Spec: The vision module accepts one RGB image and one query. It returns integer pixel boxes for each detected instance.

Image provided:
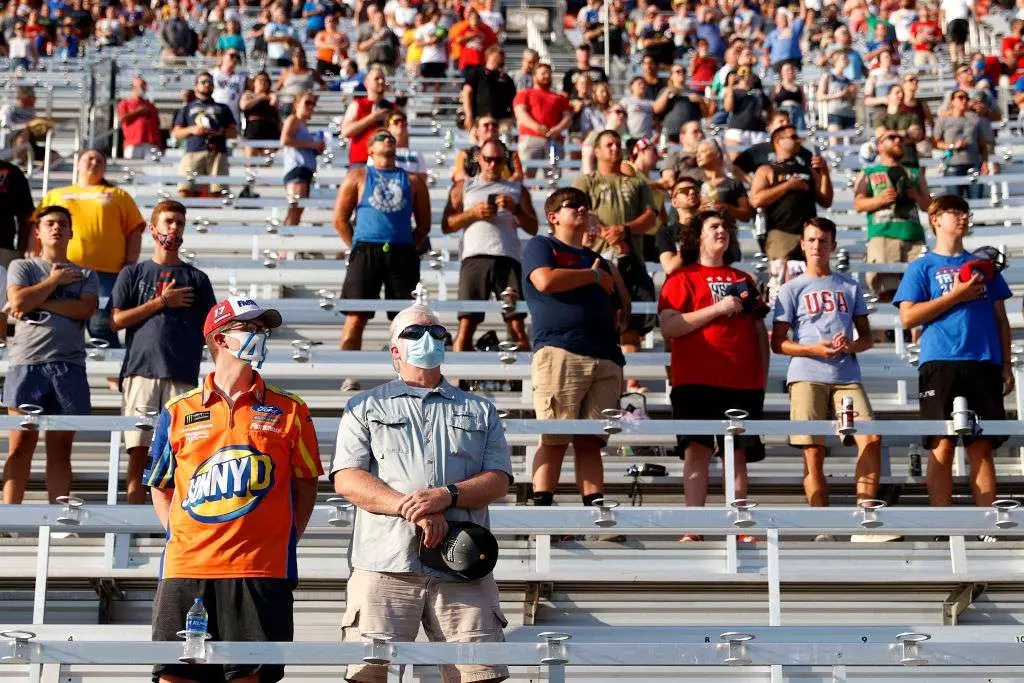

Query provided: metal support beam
[943,583,986,626]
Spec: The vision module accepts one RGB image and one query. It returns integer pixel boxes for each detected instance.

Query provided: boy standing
[772,218,882,526]
[894,195,1013,508]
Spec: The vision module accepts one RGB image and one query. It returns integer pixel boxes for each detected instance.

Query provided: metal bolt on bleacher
[325,498,355,527]
[55,495,84,526]
[601,408,623,435]
[0,630,36,664]
[989,499,1021,529]
[895,632,930,666]
[729,499,758,528]
[951,396,978,436]
[856,499,887,529]
[361,632,395,665]
[134,406,160,431]
[590,498,619,528]
[17,404,43,431]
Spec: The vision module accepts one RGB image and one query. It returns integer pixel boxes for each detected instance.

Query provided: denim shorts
[2,361,91,415]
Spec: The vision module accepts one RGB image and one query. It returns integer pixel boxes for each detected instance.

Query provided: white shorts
[724,129,769,152]
[124,143,159,160]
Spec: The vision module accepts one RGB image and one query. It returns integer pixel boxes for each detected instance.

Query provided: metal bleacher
[5,5,1024,683]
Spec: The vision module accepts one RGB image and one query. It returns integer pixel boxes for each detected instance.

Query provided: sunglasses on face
[227,53,239,59]
[398,324,447,341]
[480,155,503,163]
[479,121,497,127]
[559,199,589,211]
[953,94,968,100]
[674,185,699,195]
[881,133,903,141]
[372,133,396,143]
[197,79,212,85]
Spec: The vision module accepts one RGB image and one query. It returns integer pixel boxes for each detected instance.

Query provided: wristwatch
[445,483,460,509]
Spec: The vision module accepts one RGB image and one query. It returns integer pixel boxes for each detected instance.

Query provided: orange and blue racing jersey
[143,371,323,580]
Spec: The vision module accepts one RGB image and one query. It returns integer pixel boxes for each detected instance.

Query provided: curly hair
[678,209,741,266]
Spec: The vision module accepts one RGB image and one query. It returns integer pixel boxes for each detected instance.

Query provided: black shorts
[340,242,420,319]
[243,119,281,141]
[918,360,1007,448]
[420,62,447,79]
[317,59,340,77]
[948,18,969,45]
[670,384,766,461]
[283,166,314,184]
[457,255,525,323]
[151,578,294,683]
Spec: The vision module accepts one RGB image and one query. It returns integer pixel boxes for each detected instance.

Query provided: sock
[531,491,554,506]
[582,493,604,507]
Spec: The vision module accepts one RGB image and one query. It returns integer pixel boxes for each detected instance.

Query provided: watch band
[445,483,460,509]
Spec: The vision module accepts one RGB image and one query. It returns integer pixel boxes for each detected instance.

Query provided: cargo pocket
[340,607,360,642]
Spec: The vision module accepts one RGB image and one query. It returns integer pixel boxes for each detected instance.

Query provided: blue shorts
[2,361,91,415]
[827,114,856,129]
[283,166,314,185]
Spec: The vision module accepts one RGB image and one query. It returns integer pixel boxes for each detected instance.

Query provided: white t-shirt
[940,0,971,22]
[479,9,503,33]
[889,8,918,42]
[415,22,447,64]
[211,68,247,123]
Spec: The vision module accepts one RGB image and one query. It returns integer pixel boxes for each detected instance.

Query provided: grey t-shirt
[932,112,993,167]
[773,272,868,385]
[7,257,99,367]
[459,176,523,261]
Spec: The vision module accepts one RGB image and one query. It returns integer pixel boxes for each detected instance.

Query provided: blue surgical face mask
[224,330,269,368]
[402,330,445,369]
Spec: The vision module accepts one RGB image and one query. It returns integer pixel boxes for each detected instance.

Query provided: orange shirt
[144,372,323,580]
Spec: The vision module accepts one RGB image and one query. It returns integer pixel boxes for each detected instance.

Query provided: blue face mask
[224,330,269,369]
[402,331,445,369]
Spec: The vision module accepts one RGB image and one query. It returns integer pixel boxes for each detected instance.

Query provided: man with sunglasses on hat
[853,128,930,303]
[332,302,513,683]
[522,187,629,512]
[332,128,431,391]
[171,71,238,198]
[442,138,538,356]
[144,297,322,683]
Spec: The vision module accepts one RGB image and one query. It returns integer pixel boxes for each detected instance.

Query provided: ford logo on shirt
[182,445,275,522]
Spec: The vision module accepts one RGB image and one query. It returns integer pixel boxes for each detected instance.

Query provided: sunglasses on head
[372,133,396,143]
[398,324,447,341]
[559,198,589,211]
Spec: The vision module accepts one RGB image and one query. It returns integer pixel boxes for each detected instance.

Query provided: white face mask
[223,330,268,368]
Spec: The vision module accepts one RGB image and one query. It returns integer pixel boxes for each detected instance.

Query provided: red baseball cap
[203,298,283,337]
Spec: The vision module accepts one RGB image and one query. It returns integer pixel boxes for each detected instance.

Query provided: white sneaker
[978,534,998,543]
[814,534,837,542]
[851,533,904,543]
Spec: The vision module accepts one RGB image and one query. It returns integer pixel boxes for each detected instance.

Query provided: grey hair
[388,304,441,349]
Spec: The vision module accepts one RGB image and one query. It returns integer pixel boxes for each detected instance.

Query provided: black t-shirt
[660,91,703,138]
[764,156,816,236]
[465,67,517,119]
[173,98,236,153]
[655,222,680,256]
[0,161,34,251]
[561,66,608,95]
[111,261,218,384]
[726,89,769,131]
[733,142,813,175]
[589,25,625,60]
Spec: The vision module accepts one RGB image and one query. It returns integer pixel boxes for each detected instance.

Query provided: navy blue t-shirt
[522,234,625,365]
[111,260,218,385]
[892,250,1011,366]
[172,98,236,153]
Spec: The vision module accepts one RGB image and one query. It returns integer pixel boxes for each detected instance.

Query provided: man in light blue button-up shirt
[331,302,513,683]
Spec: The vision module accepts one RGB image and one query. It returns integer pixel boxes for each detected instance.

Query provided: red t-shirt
[690,55,718,87]
[512,87,573,140]
[116,97,162,147]
[347,97,380,165]
[657,264,766,390]
[910,20,941,51]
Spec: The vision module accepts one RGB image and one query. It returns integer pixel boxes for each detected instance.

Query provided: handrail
[525,18,551,66]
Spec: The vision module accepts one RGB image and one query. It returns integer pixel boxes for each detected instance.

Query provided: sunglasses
[953,94,968,100]
[372,133,396,143]
[399,324,447,341]
[559,199,589,211]
[389,117,408,124]
[479,120,497,127]
[881,133,903,141]
[674,185,699,195]
[609,108,626,115]
[480,155,503,163]
[227,53,239,59]
[197,79,212,85]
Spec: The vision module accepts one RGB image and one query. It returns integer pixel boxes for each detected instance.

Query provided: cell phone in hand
[487,193,497,208]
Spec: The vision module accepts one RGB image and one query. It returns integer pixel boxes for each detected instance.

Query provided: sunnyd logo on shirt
[181,445,275,523]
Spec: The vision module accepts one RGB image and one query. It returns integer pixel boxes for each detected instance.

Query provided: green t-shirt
[572,171,654,257]
[862,163,925,242]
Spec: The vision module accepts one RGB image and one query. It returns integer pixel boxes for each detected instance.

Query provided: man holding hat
[143,297,323,683]
[332,301,512,683]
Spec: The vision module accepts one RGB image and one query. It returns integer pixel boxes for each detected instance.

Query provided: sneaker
[341,379,360,392]
[978,534,998,543]
[851,534,904,543]
[814,534,837,542]
[50,531,78,539]
[0,532,19,539]
[678,534,705,542]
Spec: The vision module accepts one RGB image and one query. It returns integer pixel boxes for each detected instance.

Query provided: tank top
[354,166,414,245]
[773,84,804,108]
[825,72,855,117]
[862,163,925,242]
[764,157,816,237]
[278,69,316,106]
[281,118,317,175]
[348,96,375,165]
[460,176,523,261]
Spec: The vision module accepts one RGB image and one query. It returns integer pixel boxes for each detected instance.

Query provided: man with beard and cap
[854,129,930,303]
[332,301,513,683]
[144,295,321,683]
[111,200,217,504]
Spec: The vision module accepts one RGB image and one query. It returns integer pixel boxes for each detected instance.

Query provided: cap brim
[234,308,283,329]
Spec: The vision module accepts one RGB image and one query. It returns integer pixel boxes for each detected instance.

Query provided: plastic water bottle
[182,597,208,662]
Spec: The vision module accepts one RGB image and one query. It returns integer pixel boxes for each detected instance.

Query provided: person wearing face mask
[111,200,217,504]
[143,296,321,683]
[332,302,513,683]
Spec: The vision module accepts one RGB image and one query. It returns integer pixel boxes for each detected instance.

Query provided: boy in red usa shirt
[658,209,769,541]
[143,297,323,683]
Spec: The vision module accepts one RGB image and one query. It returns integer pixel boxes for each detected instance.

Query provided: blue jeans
[945,164,985,200]
[89,271,121,348]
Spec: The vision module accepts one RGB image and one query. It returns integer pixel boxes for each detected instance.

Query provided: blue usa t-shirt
[522,234,624,365]
[773,272,869,385]
[892,251,1011,366]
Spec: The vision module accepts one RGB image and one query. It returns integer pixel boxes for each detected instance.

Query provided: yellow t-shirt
[39,184,146,273]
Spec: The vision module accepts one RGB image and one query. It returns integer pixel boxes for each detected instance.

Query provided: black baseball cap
[419,521,499,580]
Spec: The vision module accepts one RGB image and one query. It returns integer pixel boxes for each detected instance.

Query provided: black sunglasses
[399,324,448,341]
[559,199,589,211]
[881,133,903,141]
[372,133,396,143]
[480,155,503,163]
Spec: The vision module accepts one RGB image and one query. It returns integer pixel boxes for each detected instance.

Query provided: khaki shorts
[121,376,196,449]
[178,150,229,194]
[342,568,509,683]
[789,381,874,446]
[532,345,623,446]
[765,229,803,261]
[865,236,924,298]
